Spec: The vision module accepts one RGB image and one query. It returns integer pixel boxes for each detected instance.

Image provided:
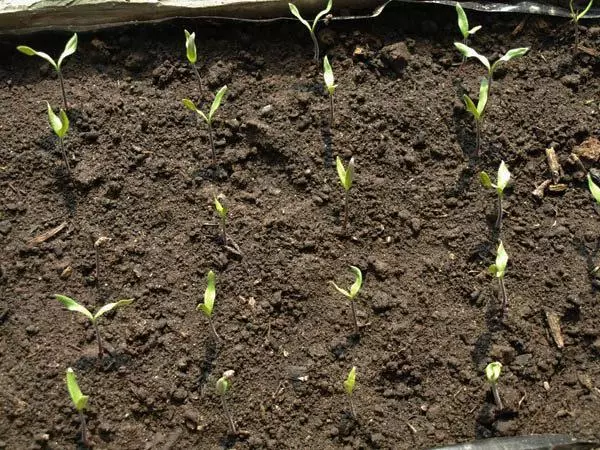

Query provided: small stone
[494,419,518,435]
[0,221,11,235]
[328,426,339,437]
[259,104,273,116]
[25,325,39,335]
[560,74,581,89]
[171,388,187,403]
[574,137,600,163]
[34,433,50,444]
[370,432,384,448]
[410,217,422,235]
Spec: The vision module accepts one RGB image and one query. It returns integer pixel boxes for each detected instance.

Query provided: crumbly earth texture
[0,4,599,449]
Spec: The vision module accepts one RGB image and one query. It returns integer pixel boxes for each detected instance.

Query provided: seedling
[343,366,357,419]
[216,370,237,434]
[55,294,133,359]
[183,85,228,166]
[570,0,594,52]
[463,77,488,155]
[66,367,90,446]
[17,33,78,110]
[184,29,202,92]
[47,102,71,176]
[456,2,481,46]
[214,195,228,244]
[323,56,337,127]
[588,173,600,205]
[488,241,509,315]
[485,361,503,409]
[94,236,110,287]
[288,0,333,62]
[336,156,355,231]
[454,43,529,91]
[480,160,511,230]
[196,270,220,342]
[331,265,363,334]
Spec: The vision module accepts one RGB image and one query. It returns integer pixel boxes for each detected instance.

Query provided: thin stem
[349,395,357,419]
[499,276,508,316]
[329,94,335,129]
[93,322,104,359]
[191,63,203,93]
[310,31,320,63]
[58,137,71,176]
[475,120,481,156]
[343,190,349,231]
[78,410,89,447]
[208,317,221,342]
[207,121,216,166]
[58,69,68,110]
[350,300,359,335]
[95,247,100,287]
[221,218,227,245]
[496,195,503,230]
[574,20,579,53]
[221,395,237,435]
[491,383,503,410]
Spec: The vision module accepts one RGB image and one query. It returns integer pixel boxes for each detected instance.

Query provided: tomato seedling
[343,366,357,419]
[331,265,363,334]
[336,156,355,231]
[17,33,78,110]
[288,0,333,62]
[488,241,509,315]
[47,102,71,176]
[456,2,481,47]
[214,195,228,244]
[216,370,237,434]
[463,77,488,155]
[323,55,337,128]
[184,29,202,92]
[183,85,228,166]
[454,43,529,93]
[485,361,503,409]
[570,0,594,52]
[480,160,511,230]
[55,295,133,359]
[197,270,220,342]
[66,367,90,446]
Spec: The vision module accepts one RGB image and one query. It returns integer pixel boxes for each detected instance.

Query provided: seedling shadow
[574,238,600,290]
[338,411,360,436]
[52,157,77,215]
[321,127,333,168]
[196,340,218,391]
[72,351,131,373]
[330,333,360,359]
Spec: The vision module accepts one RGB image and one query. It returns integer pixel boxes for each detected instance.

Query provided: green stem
[499,276,508,316]
[496,195,503,230]
[475,119,481,156]
[207,121,216,166]
[343,190,349,231]
[58,137,71,176]
[350,300,359,335]
[58,69,68,110]
[79,410,89,447]
[310,31,320,63]
[191,63,203,93]
[574,20,579,53]
[329,94,335,129]
[93,322,104,359]
[208,317,221,342]
[491,383,503,410]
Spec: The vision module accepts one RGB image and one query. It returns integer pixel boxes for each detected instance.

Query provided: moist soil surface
[1,4,600,449]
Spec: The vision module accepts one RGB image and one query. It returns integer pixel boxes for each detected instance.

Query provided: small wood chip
[548,183,568,193]
[532,179,551,199]
[545,310,564,349]
[545,146,562,184]
[26,222,67,248]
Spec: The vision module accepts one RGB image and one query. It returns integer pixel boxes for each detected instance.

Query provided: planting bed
[0,4,599,449]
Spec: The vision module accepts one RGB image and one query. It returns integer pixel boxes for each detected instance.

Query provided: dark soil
[1,4,599,449]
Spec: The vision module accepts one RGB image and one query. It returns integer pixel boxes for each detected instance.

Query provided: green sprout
[454,43,529,92]
[343,366,357,419]
[183,85,228,166]
[336,156,355,231]
[485,361,503,410]
[216,370,237,435]
[214,195,228,244]
[288,0,333,62]
[66,367,90,446]
[456,2,481,46]
[588,173,600,205]
[323,55,337,128]
[463,77,488,155]
[488,241,509,315]
[331,265,363,334]
[55,295,133,359]
[570,0,594,52]
[480,160,511,230]
[47,102,71,176]
[196,270,220,342]
[184,29,202,92]
[17,33,78,110]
